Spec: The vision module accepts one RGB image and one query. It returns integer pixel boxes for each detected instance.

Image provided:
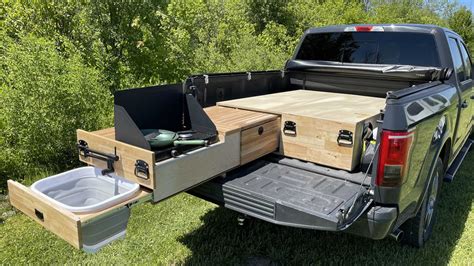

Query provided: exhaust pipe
[389,228,404,242]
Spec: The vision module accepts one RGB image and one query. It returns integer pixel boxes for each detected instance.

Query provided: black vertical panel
[114,84,188,132]
[186,71,288,107]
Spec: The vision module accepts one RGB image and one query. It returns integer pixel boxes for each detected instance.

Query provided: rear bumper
[344,205,398,240]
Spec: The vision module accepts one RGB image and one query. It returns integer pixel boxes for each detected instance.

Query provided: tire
[401,158,443,247]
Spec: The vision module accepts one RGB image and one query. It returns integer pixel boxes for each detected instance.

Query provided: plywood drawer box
[77,127,241,202]
[280,113,379,171]
[218,90,386,171]
[241,119,280,164]
[205,106,280,165]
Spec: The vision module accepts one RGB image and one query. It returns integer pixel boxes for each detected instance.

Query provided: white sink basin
[31,167,139,213]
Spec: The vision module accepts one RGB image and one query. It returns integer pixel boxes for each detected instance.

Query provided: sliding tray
[7,176,151,253]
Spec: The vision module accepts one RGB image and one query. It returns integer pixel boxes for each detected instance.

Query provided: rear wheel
[401,158,443,247]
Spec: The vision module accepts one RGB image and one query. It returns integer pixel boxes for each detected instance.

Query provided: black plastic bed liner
[218,160,373,231]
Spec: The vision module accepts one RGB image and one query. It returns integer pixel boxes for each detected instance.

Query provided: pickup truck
[8,24,474,251]
[184,24,473,247]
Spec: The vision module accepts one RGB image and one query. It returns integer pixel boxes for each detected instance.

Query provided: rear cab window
[296,32,441,67]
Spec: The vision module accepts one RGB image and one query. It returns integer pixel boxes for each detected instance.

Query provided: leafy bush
[0,32,112,192]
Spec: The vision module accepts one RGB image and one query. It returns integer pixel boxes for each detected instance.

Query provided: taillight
[376,130,415,187]
[344,26,384,32]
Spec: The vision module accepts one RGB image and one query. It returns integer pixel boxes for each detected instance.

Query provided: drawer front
[77,129,155,189]
[152,131,241,202]
[280,114,360,171]
[7,180,82,249]
[241,118,280,165]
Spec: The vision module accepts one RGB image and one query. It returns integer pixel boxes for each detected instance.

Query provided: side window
[448,37,466,82]
[459,42,472,80]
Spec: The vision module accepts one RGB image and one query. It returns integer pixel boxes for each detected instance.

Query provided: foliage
[366,0,452,25]
[0,0,473,190]
[449,6,474,54]
[0,31,112,191]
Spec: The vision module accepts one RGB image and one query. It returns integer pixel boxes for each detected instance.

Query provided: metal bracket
[283,121,297,136]
[134,160,150,180]
[247,72,252,81]
[281,70,285,78]
[204,74,209,84]
[337,130,353,146]
[77,140,119,175]
[186,85,197,96]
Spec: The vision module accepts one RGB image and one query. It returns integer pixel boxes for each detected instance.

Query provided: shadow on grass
[179,153,474,265]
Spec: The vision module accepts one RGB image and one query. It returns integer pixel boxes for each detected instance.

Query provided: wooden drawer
[7,179,151,251]
[280,113,378,171]
[241,118,280,165]
[77,127,242,202]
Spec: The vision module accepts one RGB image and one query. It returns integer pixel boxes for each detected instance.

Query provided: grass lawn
[1,152,473,265]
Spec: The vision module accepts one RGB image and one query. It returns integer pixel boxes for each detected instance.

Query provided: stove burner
[178,133,194,140]
[177,130,196,140]
[153,130,218,162]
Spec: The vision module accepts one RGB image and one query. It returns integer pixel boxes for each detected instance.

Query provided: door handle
[459,100,469,109]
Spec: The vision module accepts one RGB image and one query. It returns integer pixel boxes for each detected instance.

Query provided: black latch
[134,160,149,180]
[337,130,353,146]
[77,140,119,175]
[186,85,197,96]
[283,121,297,136]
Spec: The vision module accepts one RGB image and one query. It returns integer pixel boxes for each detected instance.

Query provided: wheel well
[439,138,451,173]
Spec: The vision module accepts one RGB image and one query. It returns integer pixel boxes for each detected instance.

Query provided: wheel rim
[424,171,439,234]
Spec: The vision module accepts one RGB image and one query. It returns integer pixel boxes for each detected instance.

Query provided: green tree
[0,31,112,190]
[366,0,448,25]
[449,7,474,54]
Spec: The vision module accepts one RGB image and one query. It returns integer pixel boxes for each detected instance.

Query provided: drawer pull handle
[337,130,353,146]
[258,126,264,135]
[283,121,297,136]
[135,160,150,180]
[35,209,44,222]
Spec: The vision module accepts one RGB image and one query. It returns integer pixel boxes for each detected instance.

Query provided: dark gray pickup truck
[183,24,473,247]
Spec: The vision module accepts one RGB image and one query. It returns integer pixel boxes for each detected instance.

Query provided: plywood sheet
[218,90,385,124]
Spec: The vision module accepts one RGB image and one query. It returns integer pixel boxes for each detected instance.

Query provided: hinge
[247,72,252,81]
[204,74,209,84]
